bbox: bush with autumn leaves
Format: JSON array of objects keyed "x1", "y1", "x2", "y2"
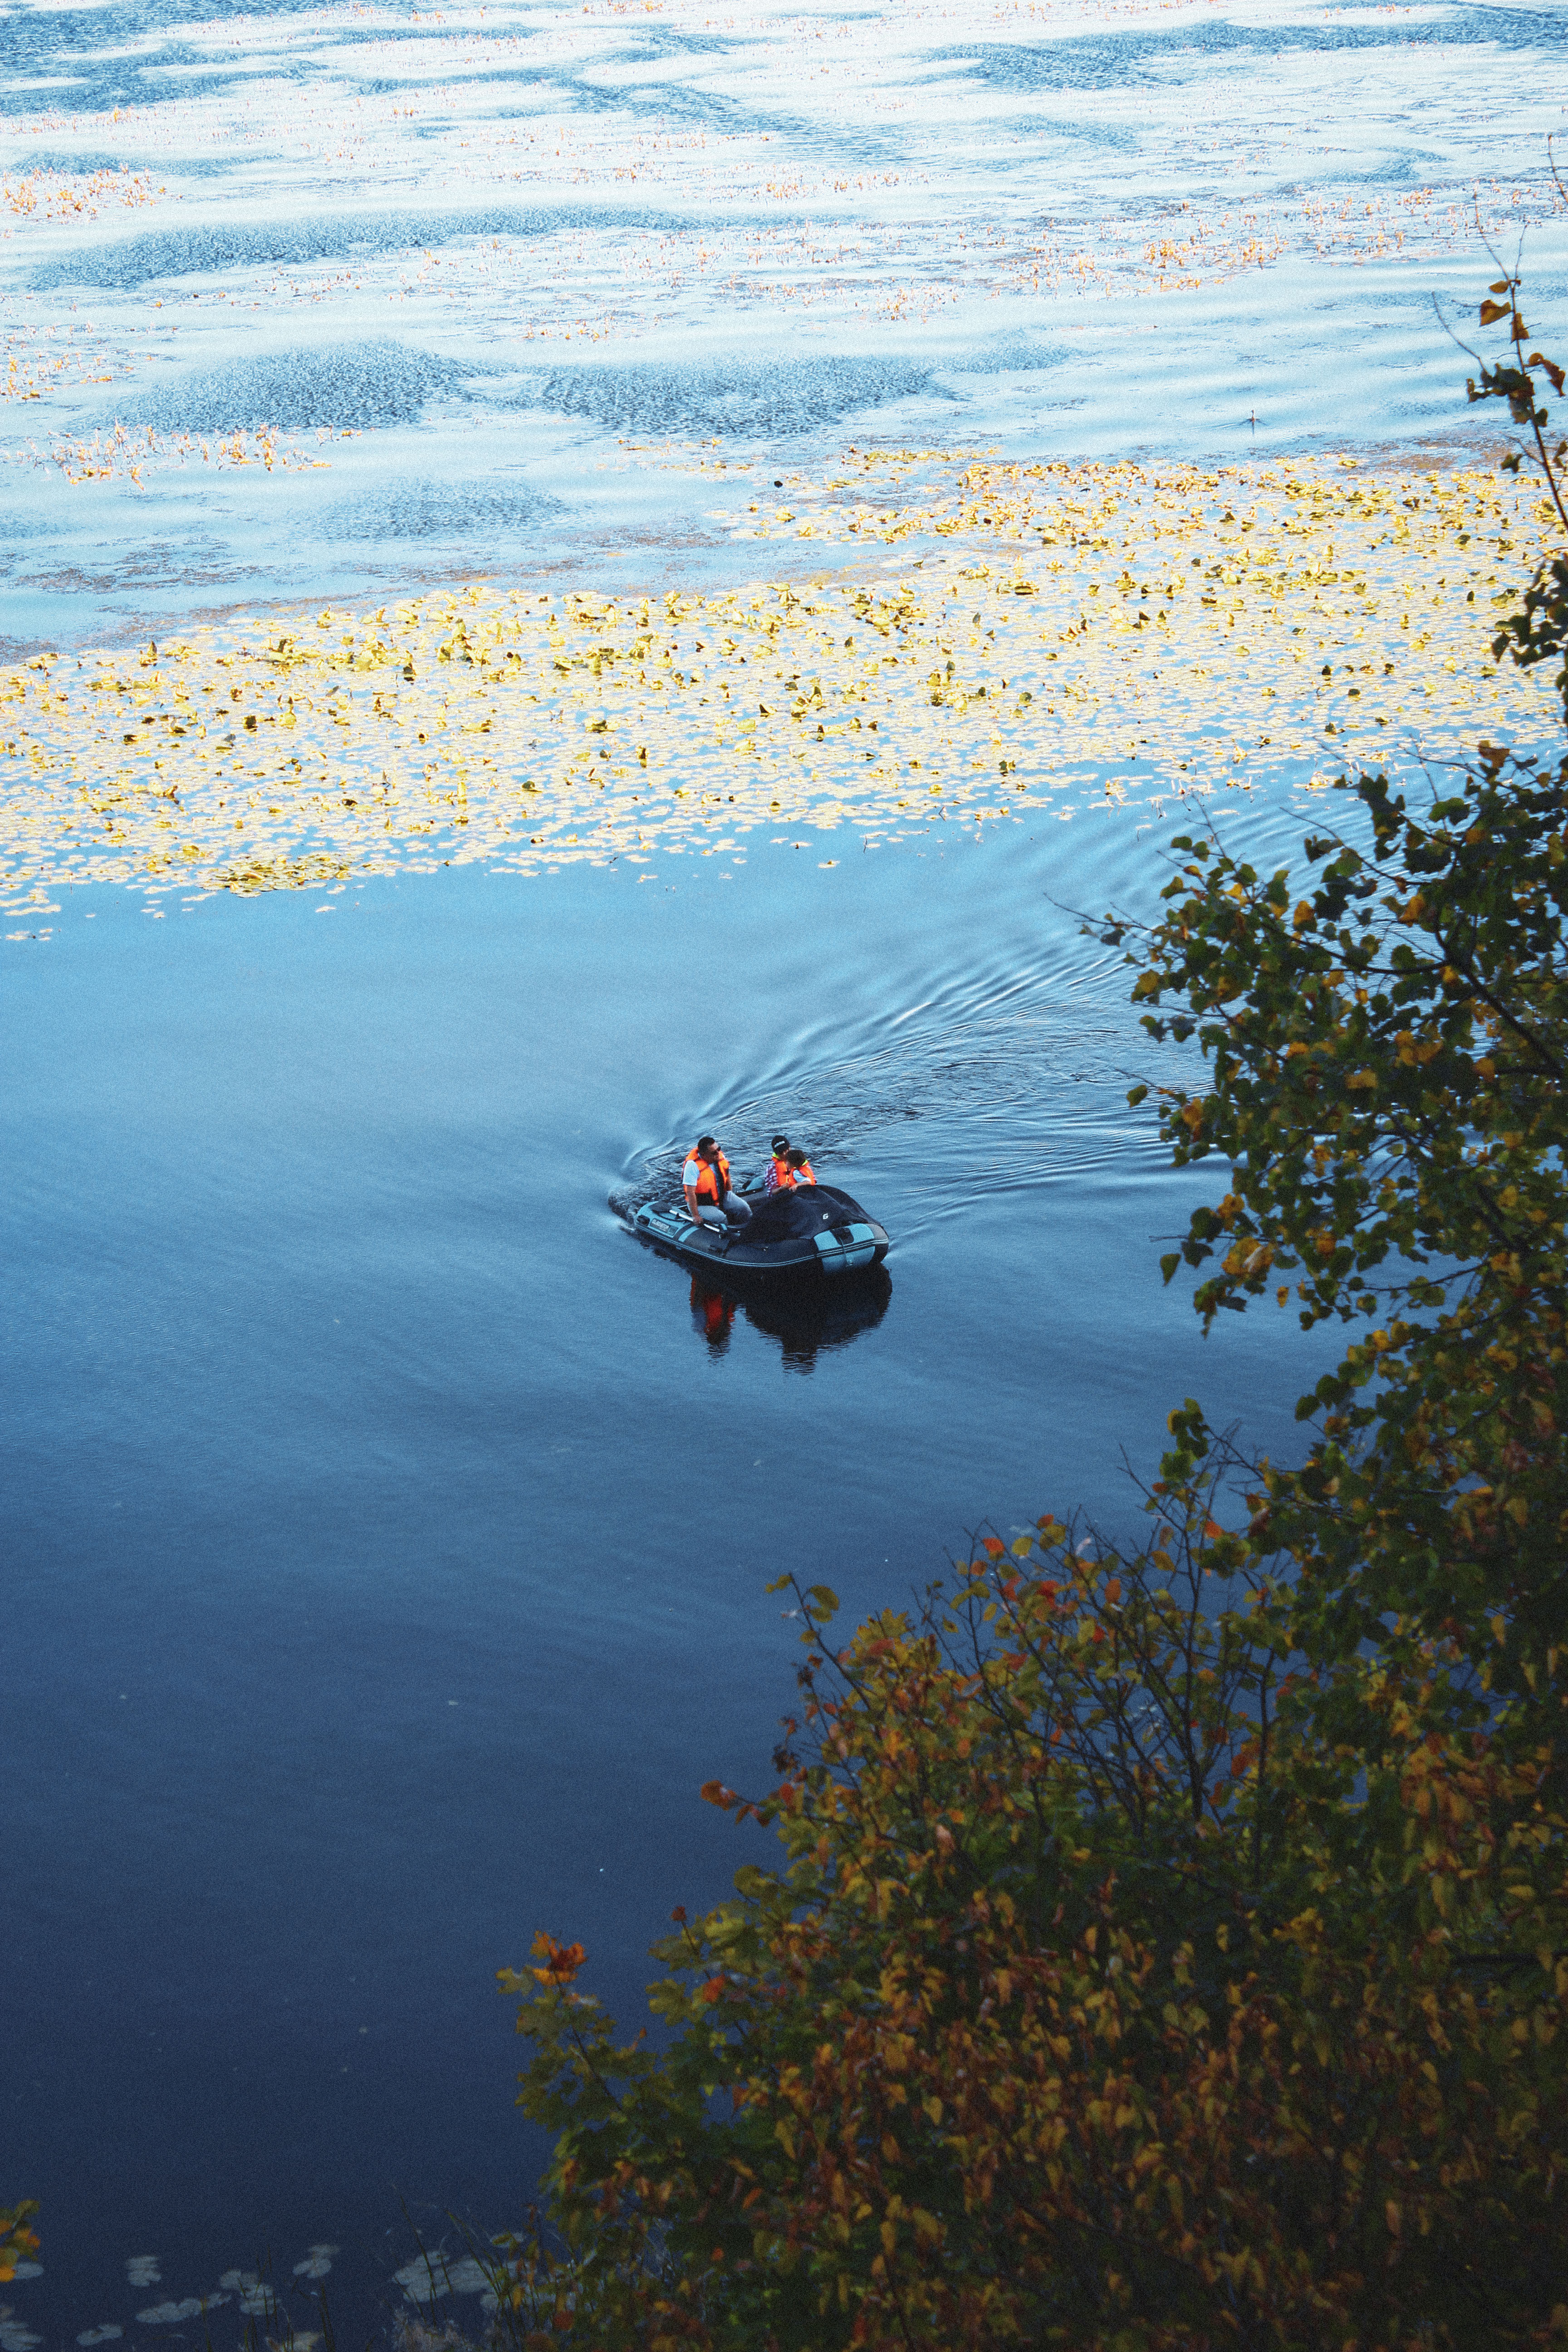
[
  {"x1": 0, "y1": 2205, "x2": 39, "y2": 2287},
  {"x1": 494, "y1": 270, "x2": 1568, "y2": 2350}
]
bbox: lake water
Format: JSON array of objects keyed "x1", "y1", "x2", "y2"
[{"x1": 3, "y1": 1, "x2": 1567, "y2": 2345}]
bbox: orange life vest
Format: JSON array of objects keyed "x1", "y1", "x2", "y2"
[
  {"x1": 691, "y1": 1147, "x2": 731, "y2": 1203},
  {"x1": 771, "y1": 1155, "x2": 816, "y2": 1191}
]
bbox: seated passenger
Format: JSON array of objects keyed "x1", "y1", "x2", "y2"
[
  {"x1": 764, "y1": 1133, "x2": 793, "y2": 1195},
  {"x1": 683, "y1": 1135, "x2": 752, "y2": 1231},
  {"x1": 785, "y1": 1147, "x2": 816, "y2": 1186}
]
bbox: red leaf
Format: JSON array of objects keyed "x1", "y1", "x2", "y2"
[{"x1": 529, "y1": 1932, "x2": 586, "y2": 1985}]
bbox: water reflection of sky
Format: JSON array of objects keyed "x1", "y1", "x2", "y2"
[
  {"x1": 1, "y1": 0, "x2": 1565, "y2": 644},
  {"x1": 4, "y1": 1, "x2": 1568, "y2": 2345}
]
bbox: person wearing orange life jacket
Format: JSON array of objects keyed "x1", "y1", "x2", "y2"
[
  {"x1": 764, "y1": 1134, "x2": 793, "y2": 1195},
  {"x1": 682, "y1": 1135, "x2": 752, "y2": 1233},
  {"x1": 764, "y1": 1136, "x2": 818, "y2": 1194}
]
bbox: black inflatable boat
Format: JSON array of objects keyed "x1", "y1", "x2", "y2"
[{"x1": 630, "y1": 1181, "x2": 890, "y2": 1280}]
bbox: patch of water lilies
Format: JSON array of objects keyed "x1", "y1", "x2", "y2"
[
  {"x1": 392, "y1": 2254, "x2": 495, "y2": 2308},
  {"x1": 0, "y1": 455, "x2": 1553, "y2": 912}
]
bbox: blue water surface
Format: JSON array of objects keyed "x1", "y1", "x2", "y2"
[{"x1": 4, "y1": 814, "x2": 1342, "y2": 2342}]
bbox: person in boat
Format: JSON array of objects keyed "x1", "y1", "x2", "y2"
[
  {"x1": 764, "y1": 1134, "x2": 793, "y2": 1194},
  {"x1": 683, "y1": 1135, "x2": 752, "y2": 1231},
  {"x1": 764, "y1": 1137, "x2": 817, "y2": 1193}
]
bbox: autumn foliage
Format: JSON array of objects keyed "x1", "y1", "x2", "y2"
[
  {"x1": 496, "y1": 268, "x2": 1568, "y2": 2350},
  {"x1": 0, "y1": 2204, "x2": 39, "y2": 2288},
  {"x1": 502, "y1": 1501, "x2": 1568, "y2": 2350}
]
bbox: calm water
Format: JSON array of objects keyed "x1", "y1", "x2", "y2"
[
  {"x1": 6, "y1": 810, "x2": 1346, "y2": 2341},
  {"x1": 4, "y1": 0, "x2": 1565, "y2": 2340}
]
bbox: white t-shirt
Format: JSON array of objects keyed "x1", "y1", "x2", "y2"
[{"x1": 683, "y1": 1154, "x2": 718, "y2": 1195}]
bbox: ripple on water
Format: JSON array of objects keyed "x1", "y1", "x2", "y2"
[
  {"x1": 109, "y1": 343, "x2": 477, "y2": 436},
  {"x1": 497, "y1": 353, "x2": 941, "y2": 438}
]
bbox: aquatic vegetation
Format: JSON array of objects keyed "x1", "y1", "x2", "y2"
[
  {"x1": 0, "y1": 171, "x2": 164, "y2": 227},
  {"x1": 31, "y1": 421, "x2": 339, "y2": 485},
  {"x1": 0, "y1": 454, "x2": 1553, "y2": 906},
  {"x1": 2, "y1": 322, "x2": 136, "y2": 405},
  {"x1": 10, "y1": 2247, "x2": 347, "y2": 2350},
  {"x1": 394, "y1": 2254, "x2": 494, "y2": 2307}
]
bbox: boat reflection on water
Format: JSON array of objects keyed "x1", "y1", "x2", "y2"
[{"x1": 687, "y1": 1266, "x2": 892, "y2": 1372}]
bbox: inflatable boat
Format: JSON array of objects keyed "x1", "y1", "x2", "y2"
[{"x1": 629, "y1": 1181, "x2": 890, "y2": 1280}]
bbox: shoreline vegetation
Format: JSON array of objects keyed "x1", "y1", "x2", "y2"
[
  {"x1": 11, "y1": 249, "x2": 1568, "y2": 2349},
  {"x1": 476, "y1": 267, "x2": 1568, "y2": 2346}
]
